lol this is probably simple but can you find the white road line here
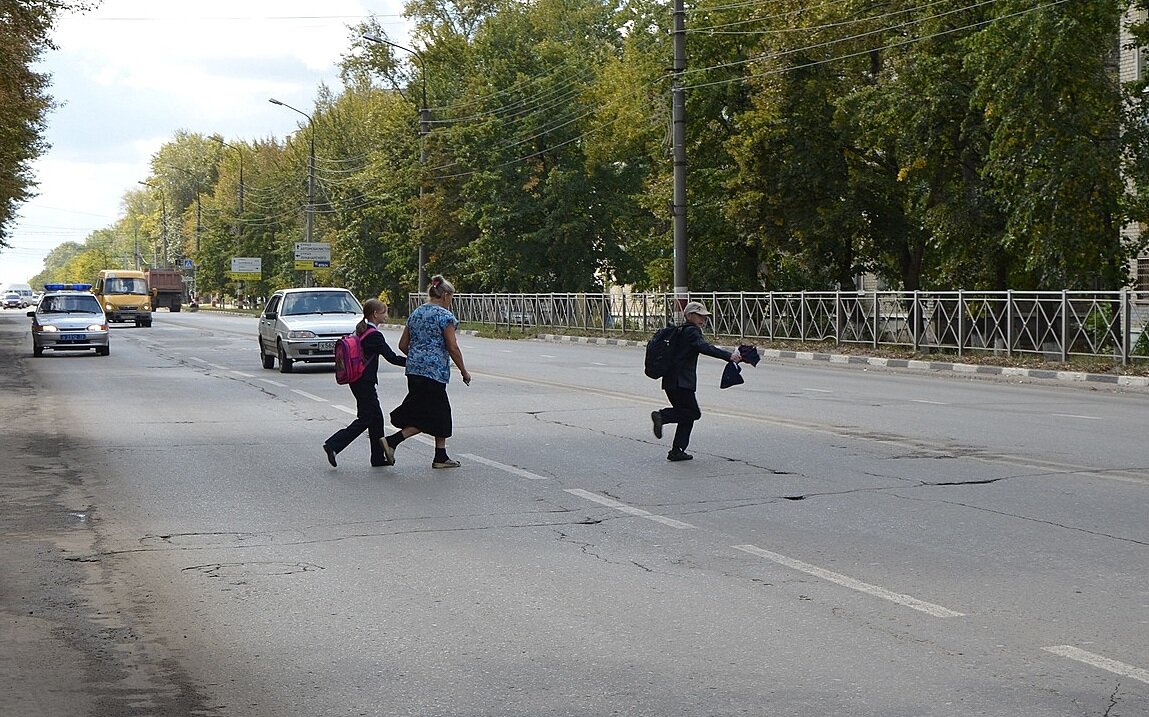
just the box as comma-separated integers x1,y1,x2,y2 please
1043,645,1149,684
230,370,254,377
804,388,832,393
208,363,229,370
1051,413,1102,420
461,454,549,480
912,399,948,405
565,489,696,530
333,404,356,415
188,357,207,363
733,544,965,618
539,354,556,358
259,379,287,387
291,389,327,402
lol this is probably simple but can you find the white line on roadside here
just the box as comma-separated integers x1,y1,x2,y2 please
259,379,287,387
188,357,206,363
333,404,356,415
208,363,228,371
230,371,254,378
804,388,832,393
539,354,556,358
912,400,948,405
565,489,696,529
1051,413,1102,420
733,544,965,618
291,389,327,402
1043,645,1149,684
461,454,549,480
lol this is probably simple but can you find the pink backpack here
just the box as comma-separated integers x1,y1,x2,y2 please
333,326,377,385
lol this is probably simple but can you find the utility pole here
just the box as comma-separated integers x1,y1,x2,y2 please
362,33,430,291
672,0,688,302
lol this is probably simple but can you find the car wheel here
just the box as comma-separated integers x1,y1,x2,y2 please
97,346,110,356
33,345,43,357
261,346,275,369
277,344,293,373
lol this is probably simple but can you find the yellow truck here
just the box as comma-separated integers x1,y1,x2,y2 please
93,270,152,327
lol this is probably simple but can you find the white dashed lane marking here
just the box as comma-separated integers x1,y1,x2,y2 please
1043,646,1149,684
461,454,549,480
565,489,696,530
733,544,965,618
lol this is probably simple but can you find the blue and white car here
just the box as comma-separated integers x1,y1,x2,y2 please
29,283,110,357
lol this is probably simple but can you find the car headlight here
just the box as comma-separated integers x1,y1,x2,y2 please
104,303,113,312
37,325,58,333
287,330,318,339
87,323,106,331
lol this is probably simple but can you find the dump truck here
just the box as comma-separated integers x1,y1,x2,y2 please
146,269,184,313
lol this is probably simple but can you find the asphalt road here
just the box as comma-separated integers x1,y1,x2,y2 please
1,308,1147,716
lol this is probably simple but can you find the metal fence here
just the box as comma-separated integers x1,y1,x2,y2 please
413,290,1149,364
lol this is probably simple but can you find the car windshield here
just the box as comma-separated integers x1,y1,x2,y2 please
104,278,148,295
39,296,102,314
280,292,359,316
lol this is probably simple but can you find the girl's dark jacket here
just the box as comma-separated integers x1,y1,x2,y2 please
661,323,734,392
356,327,406,386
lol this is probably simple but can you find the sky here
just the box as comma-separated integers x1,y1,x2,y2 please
1,1,411,287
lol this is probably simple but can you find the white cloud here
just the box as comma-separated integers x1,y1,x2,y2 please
2,0,409,285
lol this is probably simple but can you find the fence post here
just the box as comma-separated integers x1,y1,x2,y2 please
800,291,807,341
1060,290,1068,363
834,290,841,346
912,290,920,351
872,291,878,348
957,290,964,357
1122,288,1130,365
1007,289,1013,358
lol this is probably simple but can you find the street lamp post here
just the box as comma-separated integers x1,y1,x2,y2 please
269,98,315,247
138,180,168,267
362,33,429,291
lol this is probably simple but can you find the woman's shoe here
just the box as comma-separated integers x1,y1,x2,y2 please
379,437,396,465
432,458,461,469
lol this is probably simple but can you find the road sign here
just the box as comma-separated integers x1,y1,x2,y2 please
228,257,262,280
293,242,332,271
183,259,195,270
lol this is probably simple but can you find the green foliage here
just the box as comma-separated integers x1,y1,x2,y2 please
9,0,1145,296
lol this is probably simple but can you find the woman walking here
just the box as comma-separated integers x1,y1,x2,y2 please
323,299,406,467
383,275,472,468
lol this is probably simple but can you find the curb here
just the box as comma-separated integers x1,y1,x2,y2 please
533,333,1149,389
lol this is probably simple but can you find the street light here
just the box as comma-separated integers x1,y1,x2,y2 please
362,33,430,291
138,180,168,267
269,98,315,247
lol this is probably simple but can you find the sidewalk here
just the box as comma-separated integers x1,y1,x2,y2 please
534,332,1149,389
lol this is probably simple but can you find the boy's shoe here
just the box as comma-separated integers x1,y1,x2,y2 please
667,448,693,462
323,444,338,467
432,458,461,469
380,437,396,465
651,411,663,440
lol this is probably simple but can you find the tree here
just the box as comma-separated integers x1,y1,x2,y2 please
0,1,95,247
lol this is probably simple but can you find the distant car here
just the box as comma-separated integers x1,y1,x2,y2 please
29,284,110,357
257,287,362,373
2,292,23,309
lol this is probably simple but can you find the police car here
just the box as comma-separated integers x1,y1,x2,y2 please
28,283,110,357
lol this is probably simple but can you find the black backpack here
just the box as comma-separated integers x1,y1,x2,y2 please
644,325,681,379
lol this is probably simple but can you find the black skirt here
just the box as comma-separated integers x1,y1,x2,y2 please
390,374,452,438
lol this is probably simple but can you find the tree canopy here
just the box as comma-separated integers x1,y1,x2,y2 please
12,0,1149,298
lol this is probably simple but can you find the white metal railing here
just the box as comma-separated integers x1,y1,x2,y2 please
410,290,1149,364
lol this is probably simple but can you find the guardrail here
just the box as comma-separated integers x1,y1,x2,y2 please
410,290,1149,364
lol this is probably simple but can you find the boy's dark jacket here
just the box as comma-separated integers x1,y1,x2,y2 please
661,323,734,391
